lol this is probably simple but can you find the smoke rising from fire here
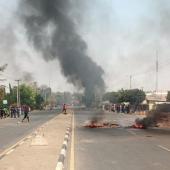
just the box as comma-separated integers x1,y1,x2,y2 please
18,0,105,106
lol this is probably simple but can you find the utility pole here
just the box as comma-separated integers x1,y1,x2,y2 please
156,50,158,92
15,80,21,107
130,75,132,89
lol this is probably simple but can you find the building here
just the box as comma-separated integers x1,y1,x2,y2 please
145,91,168,110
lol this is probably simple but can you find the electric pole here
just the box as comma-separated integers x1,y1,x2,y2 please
130,75,132,89
156,50,158,92
15,80,21,107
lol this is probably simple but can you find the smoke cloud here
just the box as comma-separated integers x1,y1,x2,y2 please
22,72,34,83
18,0,105,106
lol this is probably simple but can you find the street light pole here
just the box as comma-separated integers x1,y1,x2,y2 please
15,80,21,107
156,50,159,92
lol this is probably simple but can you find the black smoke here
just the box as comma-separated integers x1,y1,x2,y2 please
18,0,105,107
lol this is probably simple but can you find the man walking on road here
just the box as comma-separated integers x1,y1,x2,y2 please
62,104,67,114
22,105,30,122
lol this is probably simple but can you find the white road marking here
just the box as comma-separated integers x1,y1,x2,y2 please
158,145,170,152
70,112,75,170
6,149,14,155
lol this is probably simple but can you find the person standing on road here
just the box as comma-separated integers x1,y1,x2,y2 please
0,107,4,119
13,107,17,118
22,105,30,122
10,106,13,118
16,107,20,118
62,104,67,114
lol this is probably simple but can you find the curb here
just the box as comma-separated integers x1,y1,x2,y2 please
56,127,72,170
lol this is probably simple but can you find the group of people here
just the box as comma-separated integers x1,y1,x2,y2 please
111,104,130,113
112,103,130,113
10,106,21,118
0,105,30,122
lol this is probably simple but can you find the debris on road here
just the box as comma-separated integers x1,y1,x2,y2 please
130,105,170,129
84,120,120,128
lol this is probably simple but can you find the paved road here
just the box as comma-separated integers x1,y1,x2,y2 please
0,110,60,153
74,110,170,170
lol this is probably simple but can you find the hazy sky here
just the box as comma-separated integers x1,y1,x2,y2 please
1,0,170,92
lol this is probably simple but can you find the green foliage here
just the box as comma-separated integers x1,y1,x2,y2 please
118,89,145,105
20,84,36,108
103,89,146,105
3,84,44,109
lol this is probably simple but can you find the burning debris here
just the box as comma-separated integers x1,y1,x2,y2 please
84,116,119,129
84,120,120,128
131,117,153,129
131,104,170,129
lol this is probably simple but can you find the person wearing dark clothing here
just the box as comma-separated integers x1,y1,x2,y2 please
62,104,67,114
116,104,120,113
13,107,17,118
0,108,4,119
125,105,130,114
121,104,125,113
22,105,30,122
10,107,13,118
16,107,20,118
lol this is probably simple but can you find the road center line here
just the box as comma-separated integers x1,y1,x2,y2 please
158,145,170,152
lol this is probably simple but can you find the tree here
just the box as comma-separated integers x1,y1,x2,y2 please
103,89,146,106
20,84,36,108
35,94,44,109
0,87,5,102
118,89,145,105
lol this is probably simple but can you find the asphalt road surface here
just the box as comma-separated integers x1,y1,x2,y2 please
0,110,60,153
74,110,170,170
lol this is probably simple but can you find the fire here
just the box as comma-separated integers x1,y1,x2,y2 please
130,118,147,129
131,123,145,129
84,120,119,128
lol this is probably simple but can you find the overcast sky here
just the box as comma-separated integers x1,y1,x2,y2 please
1,0,170,92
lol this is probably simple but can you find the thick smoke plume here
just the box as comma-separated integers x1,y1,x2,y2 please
0,64,8,72
19,0,105,106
